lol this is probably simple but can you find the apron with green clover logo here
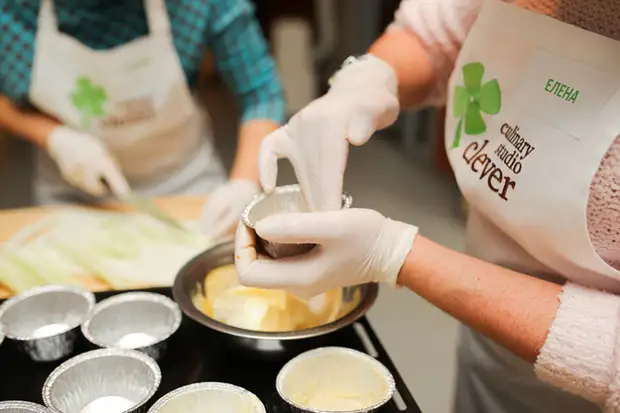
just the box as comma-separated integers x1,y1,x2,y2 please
445,1,620,412
29,0,225,204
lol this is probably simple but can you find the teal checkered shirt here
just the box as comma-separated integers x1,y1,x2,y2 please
0,0,286,124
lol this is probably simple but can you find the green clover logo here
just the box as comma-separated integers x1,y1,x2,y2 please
71,76,108,130
452,62,501,148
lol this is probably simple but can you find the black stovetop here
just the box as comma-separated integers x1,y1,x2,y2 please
0,288,421,412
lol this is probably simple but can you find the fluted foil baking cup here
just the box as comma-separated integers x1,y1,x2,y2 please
42,348,161,413
147,382,266,413
81,292,181,360
0,285,94,362
242,184,352,259
0,401,51,412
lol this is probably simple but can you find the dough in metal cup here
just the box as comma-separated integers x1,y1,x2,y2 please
147,382,265,413
276,347,395,412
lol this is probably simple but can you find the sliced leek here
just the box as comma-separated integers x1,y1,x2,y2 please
0,248,48,293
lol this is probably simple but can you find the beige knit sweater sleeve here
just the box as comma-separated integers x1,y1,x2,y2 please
390,0,620,410
535,284,620,412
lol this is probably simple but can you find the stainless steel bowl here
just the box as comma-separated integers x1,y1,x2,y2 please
173,241,378,360
0,401,51,413
276,347,395,413
81,292,181,361
242,184,353,259
42,348,161,413
0,285,95,362
147,382,266,413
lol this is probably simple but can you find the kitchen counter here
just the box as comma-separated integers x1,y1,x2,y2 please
0,196,207,244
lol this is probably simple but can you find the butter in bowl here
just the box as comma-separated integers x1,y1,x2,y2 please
173,241,377,360
192,264,351,332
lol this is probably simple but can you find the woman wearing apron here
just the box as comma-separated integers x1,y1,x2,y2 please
0,0,285,237
236,0,620,412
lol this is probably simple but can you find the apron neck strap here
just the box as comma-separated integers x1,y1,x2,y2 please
37,0,59,34
37,0,172,36
144,0,172,36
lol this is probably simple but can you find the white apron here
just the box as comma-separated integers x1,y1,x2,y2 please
445,1,620,412
29,0,225,205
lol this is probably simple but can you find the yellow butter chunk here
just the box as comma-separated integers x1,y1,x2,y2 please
212,287,270,330
195,264,356,332
228,287,289,311
259,306,295,332
205,264,239,304
212,286,296,331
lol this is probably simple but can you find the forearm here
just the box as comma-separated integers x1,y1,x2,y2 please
229,119,280,184
367,0,485,109
397,236,562,362
0,96,59,147
369,30,436,109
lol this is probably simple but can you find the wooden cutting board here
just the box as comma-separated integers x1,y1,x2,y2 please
0,196,207,298
0,196,206,244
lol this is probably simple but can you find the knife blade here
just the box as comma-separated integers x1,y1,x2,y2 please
122,193,189,232
100,178,188,231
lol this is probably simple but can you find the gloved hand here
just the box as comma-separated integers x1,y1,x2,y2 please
259,55,400,211
46,126,129,197
199,179,260,238
235,208,418,297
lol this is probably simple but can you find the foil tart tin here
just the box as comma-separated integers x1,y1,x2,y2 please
0,401,51,413
276,347,395,413
42,348,161,413
0,285,95,362
242,184,353,259
147,382,266,413
81,292,181,361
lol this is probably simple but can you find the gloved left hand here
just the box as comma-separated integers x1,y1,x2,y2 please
235,208,418,298
199,179,260,238
259,55,400,212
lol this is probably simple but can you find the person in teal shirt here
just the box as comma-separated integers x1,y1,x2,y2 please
0,0,285,238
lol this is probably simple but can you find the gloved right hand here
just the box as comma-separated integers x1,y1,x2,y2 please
259,55,400,211
235,208,418,298
46,126,129,197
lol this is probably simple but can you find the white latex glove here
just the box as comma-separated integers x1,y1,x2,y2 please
235,208,418,298
199,179,260,238
259,55,400,211
47,126,129,197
